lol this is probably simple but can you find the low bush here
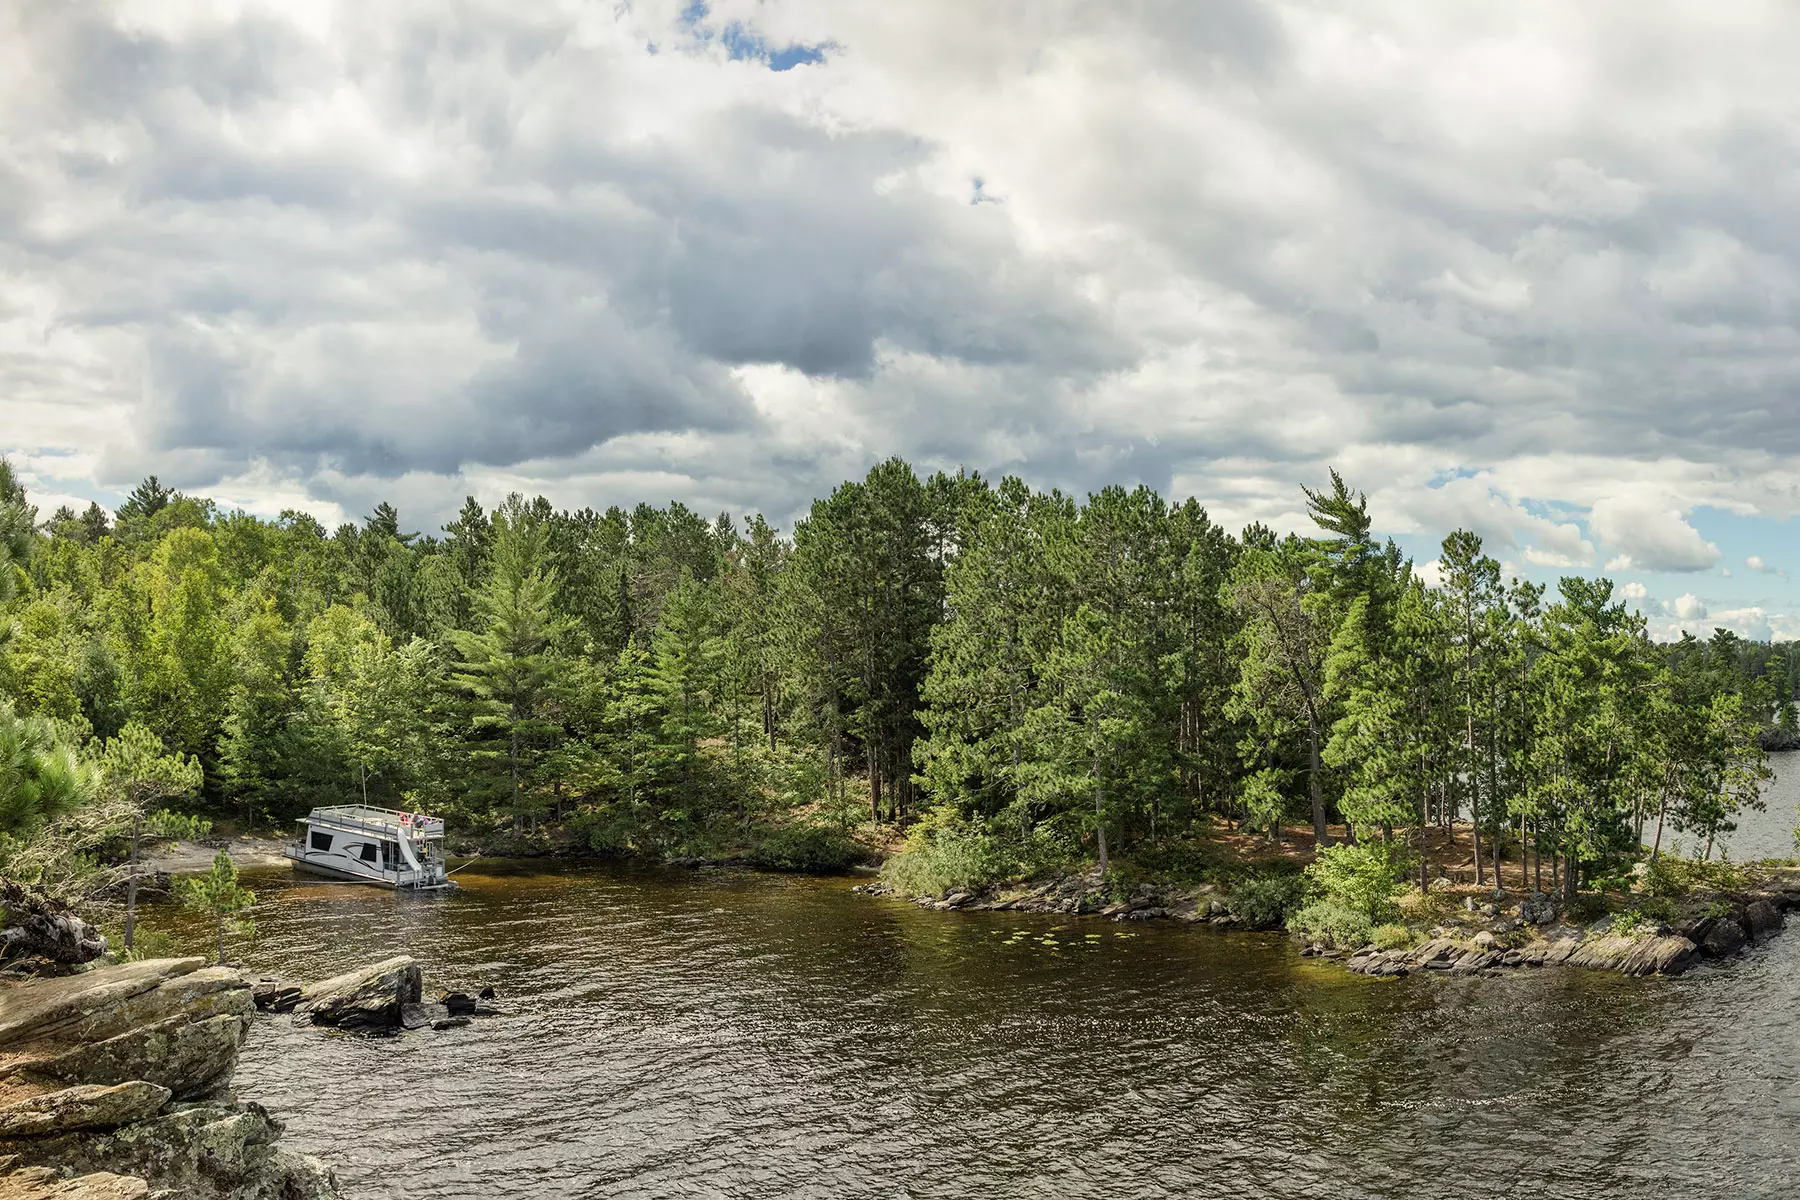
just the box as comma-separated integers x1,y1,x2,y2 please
1371,922,1417,951
1641,853,1749,898
880,807,1013,898
1287,900,1374,949
145,810,213,841
1305,841,1414,922
1128,836,1230,883
747,824,866,874
1228,872,1306,929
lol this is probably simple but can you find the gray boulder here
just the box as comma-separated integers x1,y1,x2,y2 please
0,1101,337,1200
0,960,251,1100
1702,918,1748,957
400,1002,449,1030
1745,899,1784,941
295,957,421,1030
29,1012,247,1100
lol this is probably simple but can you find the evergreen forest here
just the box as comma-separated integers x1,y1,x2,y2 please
0,457,1789,898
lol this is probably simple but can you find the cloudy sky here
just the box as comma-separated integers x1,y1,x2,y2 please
5,1,1800,639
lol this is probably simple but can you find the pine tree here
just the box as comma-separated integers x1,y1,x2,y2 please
449,497,568,835
175,849,255,964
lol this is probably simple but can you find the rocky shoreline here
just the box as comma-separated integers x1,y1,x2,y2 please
0,957,337,1199
858,870,1800,980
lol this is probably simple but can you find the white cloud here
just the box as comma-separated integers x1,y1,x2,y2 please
1618,580,1648,601
1671,593,1709,621
1587,496,1721,573
1,0,1800,562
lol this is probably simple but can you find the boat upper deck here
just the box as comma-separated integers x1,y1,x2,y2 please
301,804,445,838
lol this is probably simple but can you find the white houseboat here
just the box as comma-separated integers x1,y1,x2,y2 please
285,805,455,890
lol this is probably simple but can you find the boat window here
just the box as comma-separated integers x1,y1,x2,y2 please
309,831,333,852
359,843,378,863
381,841,397,867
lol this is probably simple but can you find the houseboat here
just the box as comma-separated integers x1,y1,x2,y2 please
285,805,455,890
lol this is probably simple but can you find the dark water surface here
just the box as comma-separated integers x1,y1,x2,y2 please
220,778,1800,1200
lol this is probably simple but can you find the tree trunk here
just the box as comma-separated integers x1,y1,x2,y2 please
1093,711,1108,875
124,809,142,952
510,724,522,836
215,914,225,966
1307,719,1328,847
1468,710,1484,888
1650,796,1667,861
1518,814,1529,891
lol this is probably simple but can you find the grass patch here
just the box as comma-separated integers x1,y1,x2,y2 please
1641,854,1750,898
1287,901,1375,950
1228,872,1306,929
880,807,1014,898
747,824,866,873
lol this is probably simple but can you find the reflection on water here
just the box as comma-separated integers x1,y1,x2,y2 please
215,766,1800,1200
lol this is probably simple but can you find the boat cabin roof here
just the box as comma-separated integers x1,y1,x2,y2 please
299,804,445,838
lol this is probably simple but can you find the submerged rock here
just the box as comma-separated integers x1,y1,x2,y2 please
401,1002,449,1030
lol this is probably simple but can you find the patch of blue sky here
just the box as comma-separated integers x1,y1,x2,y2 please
1393,503,1800,641
680,2,831,71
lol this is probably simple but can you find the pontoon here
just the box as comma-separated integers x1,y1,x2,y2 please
285,805,455,890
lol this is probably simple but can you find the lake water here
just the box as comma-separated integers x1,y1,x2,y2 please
222,767,1800,1200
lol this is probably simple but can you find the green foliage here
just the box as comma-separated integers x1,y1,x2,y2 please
1288,901,1375,949
0,459,1785,912
1640,853,1750,898
880,806,1013,898
1371,922,1417,951
144,810,212,840
747,824,866,874
1304,841,1414,922
1126,836,1230,884
174,849,256,965
116,928,180,962
1228,872,1306,928
0,703,99,838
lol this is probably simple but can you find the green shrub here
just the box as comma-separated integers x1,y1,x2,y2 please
118,929,180,962
1287,900,1374,949
145,810,212,841
880,807,1012,898
1128,836,1229,883
1304,841,1414,921
1228,873,1306,928
747,824,865,873
1371,922,1417,951
1641,853,1749,898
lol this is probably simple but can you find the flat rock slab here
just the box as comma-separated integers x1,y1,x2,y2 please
0,1167,151,1199
0,1083,170,1139
0,960,207,1048
34,1013,247,1101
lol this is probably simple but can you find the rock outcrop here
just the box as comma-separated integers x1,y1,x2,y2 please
869,869,1800,982
0,958,336,1199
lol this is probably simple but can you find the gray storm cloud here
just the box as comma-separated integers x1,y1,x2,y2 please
4,0,1800,611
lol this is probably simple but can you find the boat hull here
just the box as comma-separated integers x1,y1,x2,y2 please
284,852,456,891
